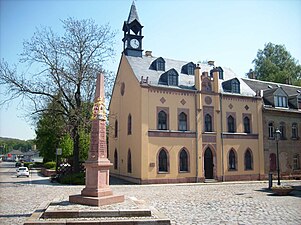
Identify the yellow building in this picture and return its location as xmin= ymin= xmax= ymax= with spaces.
xmin=108 ymin=2 xmax=265 ymax=184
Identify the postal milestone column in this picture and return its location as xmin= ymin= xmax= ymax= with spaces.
xmin=69 ymin=73 xmax=124 ymax=206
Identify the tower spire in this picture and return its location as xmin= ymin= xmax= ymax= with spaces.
xmin=127 ymin=1 xmax=140 ymax=24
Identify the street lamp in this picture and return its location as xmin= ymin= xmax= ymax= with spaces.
xmin=275 ymin=128 xmax=281 ymax=185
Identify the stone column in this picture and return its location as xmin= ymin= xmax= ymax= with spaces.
xmin=69 ymin=73 xmax=124 ymax=206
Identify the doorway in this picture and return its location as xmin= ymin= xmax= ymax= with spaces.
xmin=204 ymin=148 xmax=214 ymax=179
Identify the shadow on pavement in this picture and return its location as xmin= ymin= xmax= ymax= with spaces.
xmin=256 ymin=185 xmax=301 ymax=198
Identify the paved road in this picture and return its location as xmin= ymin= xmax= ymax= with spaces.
xmin=0 ymin=161 xmax=301 ymax=225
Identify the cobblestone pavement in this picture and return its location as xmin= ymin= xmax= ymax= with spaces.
xmin=1 ymin=161 xmax=301 ymax=225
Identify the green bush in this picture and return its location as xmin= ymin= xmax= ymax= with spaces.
xmin=59 ymin=172 xmax=85 ymax=185
xmin=44 ymin=161 xmax=56 ymax=169
xmin=24 ymin=162 xmax=34 ymax=168
xmin=33 ymin=162 xmax=44 ymax=168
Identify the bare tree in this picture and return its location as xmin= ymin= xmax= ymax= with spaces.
xmin=0 ymin=17 xmax=116 ymax=172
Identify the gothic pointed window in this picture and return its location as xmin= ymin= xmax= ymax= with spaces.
xmin=158 ymin=110 xmax=167 ymax=130
xmin=158 ymin=149 xmax=168 ymax=172
xmin=205 ymin=114 xmax=212 ymax=132
xmin=127 ymin=149 xmax=132 ymax=173
xmin=229 ymin=149 xmax=237 ymax=170
xmin=114 ymin=120 xmax=118 ymax=138
xmin=114 ymin=149 xmax=118 ymax=170
xmin=244 ymin=149 xmax=253 ymax=170
xmin=244 ymin=116 xmax=251 ymax=133
xmin=179 ymin=149 xmax=189 ymax=172
xmin=227 ymin=115 xmax=235 ymax=133
xmin=128 ymin=114 xmax=132 ymax=135
xmin=178 ymin=112 xmax=187 ymax=131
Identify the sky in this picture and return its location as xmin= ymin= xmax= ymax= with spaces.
xmin=0 ymin=0 xmax=301 ymax=140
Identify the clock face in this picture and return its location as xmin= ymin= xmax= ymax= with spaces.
xmin=130 ymin=39 xmax=139 ymax=49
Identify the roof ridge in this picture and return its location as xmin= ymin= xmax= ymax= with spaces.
xmin=242 ymin=77 xmax=301 ymax=89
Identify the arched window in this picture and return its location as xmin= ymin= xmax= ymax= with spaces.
xmin=205 ymin=114 xmax=212 ymax=132
xmin=178 ymin=112 xmax=187 ymax=131
xmin=114 ymin=120 xmax=118 ymax=138
xmin=179 ymin=149 xmax=189 ymax=172
xmin=158 ymin=110 xmax=167 ymax=130
xmin=269 ymin=153 xmax=276 ymax=172
xmin=127 ymin=149 xmax=132 ymax=173
xmin=292 ymin=123 xmax=298 ymax=139
xmin=268 ymin=122 xmax=274 ymax=138
xmin=228 ymin=149 xmax=236 ymax=170
xmin=158 ymin=149 xmax=168 ymax=172
xmin=279 ymin=122 xmax=285 ymax=139
xmin=114 ymin=149 xmax=118 ymax=170
xmin=128 ymin=114 xmax=132 ymax=135
xmin=244 ymin=116 xmax=251 ymax=133
xmin=227 ymin=115 xmax=235 ymax=133
xmin=244 ymin=149 xmax=253 ymax=170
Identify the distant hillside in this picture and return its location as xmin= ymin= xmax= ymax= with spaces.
xmin=0 ymin=137 xmax=35 ymax=153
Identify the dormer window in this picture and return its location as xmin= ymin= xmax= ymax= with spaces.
xmin=210 ymin=67 xmax=223 ymax=79
xmin=222 ymin=78 xmax=240 ymax=94
xmin=232 ymin=79 xmax=240 ymax=93
xmin=274 ymin=95 xmax=288 ymax=108
xmin=158 ymin=69 xmax=178 ymax=86
xmin=150 ymin=57 xmax=165 ymax=71
xmin=181 ymin=62 xmax=195 ymax=75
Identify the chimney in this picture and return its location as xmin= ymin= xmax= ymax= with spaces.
xmin=247 ymin=69 xmax=256 ymax=79
xmin=145 ymin=51 xmax=152 ymax=57
xmin=211 ymin=68 xmax=219 ymax=93
xmin=208 ymin=60 xmax=215 ymax=66
xmin=194 ymin=64 xmax=201 ymax=90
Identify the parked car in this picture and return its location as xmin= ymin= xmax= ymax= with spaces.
xmin=16 ymin=167 xmax=29 ymax=177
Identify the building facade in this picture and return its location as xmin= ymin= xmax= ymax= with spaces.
xmin=108 ymin=3 xmax=269 ymax=184
xmin=243 ymin=78 xmax=301 ymax=179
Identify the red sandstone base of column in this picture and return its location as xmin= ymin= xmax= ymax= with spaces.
xmin=69 ymin=193 xmax=124 ymax=207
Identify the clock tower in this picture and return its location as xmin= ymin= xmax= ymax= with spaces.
xmin=122 ymin=1 xmax=143 ymax=57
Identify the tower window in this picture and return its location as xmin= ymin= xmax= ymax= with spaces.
xmin=205 ymin=114 xmax=212 ymax=132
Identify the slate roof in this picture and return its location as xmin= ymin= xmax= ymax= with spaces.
xmin=242 ymin=78 xmax=301 ymax=97
xmin=126 ymin=55 xmax=256 ymax=97
xmin=127 ymin=1 xmax=140 ymax=24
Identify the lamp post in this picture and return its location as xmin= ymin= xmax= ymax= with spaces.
xmin=275 ymin=128 xmax=281 ymax=185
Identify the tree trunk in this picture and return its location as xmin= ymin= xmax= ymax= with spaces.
xmin=72 ymin=125 xmax=80 ymax=173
